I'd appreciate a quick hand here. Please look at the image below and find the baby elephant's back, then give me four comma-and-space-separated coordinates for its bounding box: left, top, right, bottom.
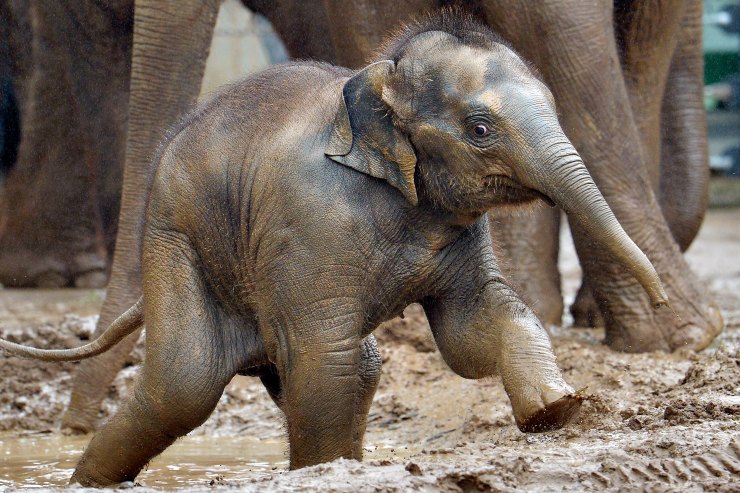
151, 61, 350, 209
143, 63, 351, 295
199, 62, 350, 155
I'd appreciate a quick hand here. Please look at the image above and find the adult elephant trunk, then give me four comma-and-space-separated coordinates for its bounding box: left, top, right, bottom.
512, 119, 668, 309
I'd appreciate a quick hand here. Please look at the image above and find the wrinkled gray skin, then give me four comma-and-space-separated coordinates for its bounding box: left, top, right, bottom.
0, 0, 328, 289
4, 16, 667, 485
571, 0, 712, 327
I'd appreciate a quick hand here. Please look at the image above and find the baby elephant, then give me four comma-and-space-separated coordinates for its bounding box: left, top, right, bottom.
1, 11, 667, 486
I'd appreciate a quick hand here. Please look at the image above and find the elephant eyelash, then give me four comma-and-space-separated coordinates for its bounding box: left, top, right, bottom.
464, 109, 495, 126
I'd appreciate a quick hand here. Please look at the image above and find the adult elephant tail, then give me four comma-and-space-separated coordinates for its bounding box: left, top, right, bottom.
0, 298, 143, 362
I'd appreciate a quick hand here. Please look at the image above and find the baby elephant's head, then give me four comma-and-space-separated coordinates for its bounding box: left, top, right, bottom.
326, 12, 668, 308
327, 16, 570, 215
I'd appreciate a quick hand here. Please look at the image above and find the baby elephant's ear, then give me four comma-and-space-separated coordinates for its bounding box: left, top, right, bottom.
325, 60, 418, 206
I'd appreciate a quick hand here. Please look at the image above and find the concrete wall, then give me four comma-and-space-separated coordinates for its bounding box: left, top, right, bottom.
200, 0, 287, 97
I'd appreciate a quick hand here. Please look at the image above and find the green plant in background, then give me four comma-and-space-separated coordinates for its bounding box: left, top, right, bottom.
704, 0, 739, 109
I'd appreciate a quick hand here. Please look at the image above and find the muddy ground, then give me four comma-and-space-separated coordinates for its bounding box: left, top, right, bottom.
1, 207, 739, 492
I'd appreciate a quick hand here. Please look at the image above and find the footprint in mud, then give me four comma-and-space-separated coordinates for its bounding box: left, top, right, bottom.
592, 438, 740, 490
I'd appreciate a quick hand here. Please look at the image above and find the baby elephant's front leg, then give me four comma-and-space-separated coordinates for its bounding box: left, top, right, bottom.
424, 276, 581, 432
354, 334, 382, 456
272, 309, 380, 469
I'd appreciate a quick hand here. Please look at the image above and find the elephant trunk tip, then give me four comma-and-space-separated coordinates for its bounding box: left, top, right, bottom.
654, 298, 669, 310
646, 280, 669, 309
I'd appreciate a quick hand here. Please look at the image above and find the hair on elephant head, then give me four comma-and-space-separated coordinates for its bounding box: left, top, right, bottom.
327, 11, 667, 307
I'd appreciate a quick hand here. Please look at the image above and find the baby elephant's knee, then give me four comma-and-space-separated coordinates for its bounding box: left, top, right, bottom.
132, 381, 221, 438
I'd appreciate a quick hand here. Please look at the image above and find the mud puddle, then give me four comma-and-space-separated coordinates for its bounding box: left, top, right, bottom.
0, 433, 283, 488
0, 433, 425, 489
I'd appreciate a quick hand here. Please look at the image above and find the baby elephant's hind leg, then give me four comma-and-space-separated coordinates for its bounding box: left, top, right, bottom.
70, 251, 245, 486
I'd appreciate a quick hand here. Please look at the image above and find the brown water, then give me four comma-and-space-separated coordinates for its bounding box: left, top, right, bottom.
0, 433, 288, 488
0, 433, 421, 488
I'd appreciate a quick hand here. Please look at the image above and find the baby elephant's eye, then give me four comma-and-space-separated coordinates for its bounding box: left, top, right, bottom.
472, 124, 490, 137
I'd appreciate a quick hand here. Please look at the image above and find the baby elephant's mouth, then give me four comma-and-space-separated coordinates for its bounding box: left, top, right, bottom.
484, 175, 556, 207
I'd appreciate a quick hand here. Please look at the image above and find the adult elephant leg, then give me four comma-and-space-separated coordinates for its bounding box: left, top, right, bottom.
247, 0, 337, 62
62, 0, 221, 432
570, 279, 605, 328
658, 0, 709, 251
322, 0, 440, 69
480, 0, 722, 351
614, 0, 709, 249
71, 243, 246, 486
0, 0, 132, 288
571, 0, 684, 328
614, 0, 684, 187
488, 204, 563, 326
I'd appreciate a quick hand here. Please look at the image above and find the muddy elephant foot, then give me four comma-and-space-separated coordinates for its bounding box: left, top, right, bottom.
517, 393, 583, 433
569, 281, 605, 328
606, 298, 723, 353
511, 383, 583, 433
599, 264, 723, 353
0, 249, 109, 288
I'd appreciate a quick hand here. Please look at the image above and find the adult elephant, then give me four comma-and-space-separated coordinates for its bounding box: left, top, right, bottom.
0, 0, 325, 289
571, 0, 712, 327
62, 0, 722, 433
0, 0, 132, 288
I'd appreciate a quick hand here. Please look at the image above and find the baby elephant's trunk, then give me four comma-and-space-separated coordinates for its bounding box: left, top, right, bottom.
509, 105, 668, 308
0, 298, 143, 361
527, 143, 667, 308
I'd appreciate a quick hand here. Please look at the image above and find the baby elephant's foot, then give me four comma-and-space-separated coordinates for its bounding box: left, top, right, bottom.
511, 383, 583, 433
516, 392, 583, 432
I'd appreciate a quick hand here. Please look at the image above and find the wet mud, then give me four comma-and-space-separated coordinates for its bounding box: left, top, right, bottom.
1, 207, 739, 492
